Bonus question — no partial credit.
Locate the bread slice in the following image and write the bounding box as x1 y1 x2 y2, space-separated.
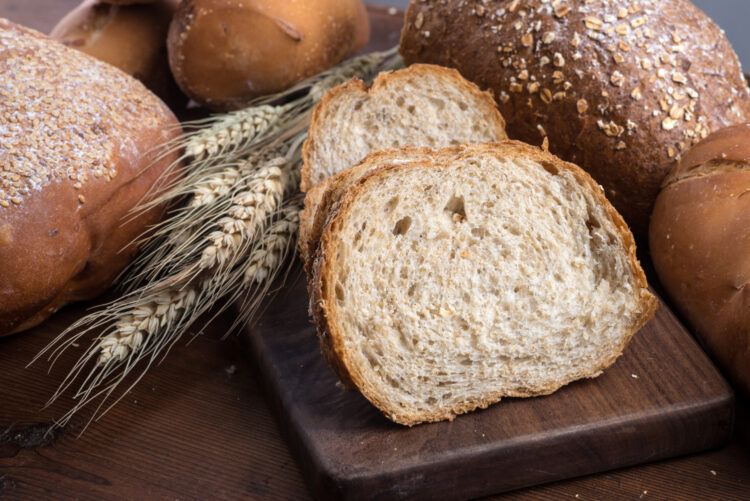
300 148 437 271
311 142 657 426
299 63 507 191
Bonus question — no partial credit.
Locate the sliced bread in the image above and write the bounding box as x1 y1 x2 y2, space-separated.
300 148 437 271
299 63 507 191
311 142 657 426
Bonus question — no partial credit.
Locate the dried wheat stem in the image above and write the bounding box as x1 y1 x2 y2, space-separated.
96 287 197 366
199 158 293 270
185 104 285 161
243 203 300 284
182 48 399 165
188 141 291 208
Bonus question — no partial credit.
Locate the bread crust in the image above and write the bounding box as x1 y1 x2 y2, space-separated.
0 19 182 335
650 125 750 396
51 0 184 108
300 63 507 192
312 141 657 425
167 0 365 111
399 0 750 238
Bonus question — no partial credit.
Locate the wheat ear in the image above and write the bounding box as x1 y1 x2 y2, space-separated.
31 276 211 431
159 47 400 183
127 138 303 288
199 158 292 270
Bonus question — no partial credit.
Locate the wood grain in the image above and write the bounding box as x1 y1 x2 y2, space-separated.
245 269 734 500
0 2 748 501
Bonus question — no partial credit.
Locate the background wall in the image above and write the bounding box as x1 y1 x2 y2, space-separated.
370 0 750 68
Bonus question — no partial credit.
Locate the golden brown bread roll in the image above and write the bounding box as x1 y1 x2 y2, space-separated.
400 0 750 237
51 0 185 108
650 124 750 395
0 19 182 336
167 0 370 111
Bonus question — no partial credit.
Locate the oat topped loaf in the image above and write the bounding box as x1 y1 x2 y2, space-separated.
400 0 750 237
0 19 182 335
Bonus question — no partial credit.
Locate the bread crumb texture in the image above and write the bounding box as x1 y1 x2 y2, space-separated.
316 143 656 425
302 64 507 189
0 19 166 208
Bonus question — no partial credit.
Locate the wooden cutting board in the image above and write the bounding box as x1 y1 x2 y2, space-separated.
242 6 734 501
244 271 733 501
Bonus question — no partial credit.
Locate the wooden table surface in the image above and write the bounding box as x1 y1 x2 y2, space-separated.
0 1 749 500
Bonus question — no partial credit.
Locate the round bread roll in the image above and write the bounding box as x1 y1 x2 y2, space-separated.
0 19 182 336
650 124 750 396
167 0 370 111
400 0 750 237
51 0 184 108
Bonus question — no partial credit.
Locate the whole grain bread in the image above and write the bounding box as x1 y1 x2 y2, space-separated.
399 0 750 237
299 63 507 191
311 142 657 425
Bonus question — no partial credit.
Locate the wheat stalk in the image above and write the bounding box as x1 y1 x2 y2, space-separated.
185 105 283 161
32 47 402 431
200 159 289 270
244 203 300 284
97 287 198 366
126 140 303 288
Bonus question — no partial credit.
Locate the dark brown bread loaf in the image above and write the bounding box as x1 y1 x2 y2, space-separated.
51 0 184 107
650 124 750 396
0 19 182 336
400 0 750 237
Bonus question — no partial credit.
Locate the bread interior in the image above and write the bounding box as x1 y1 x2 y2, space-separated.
328 153 642 417
308 68 504 186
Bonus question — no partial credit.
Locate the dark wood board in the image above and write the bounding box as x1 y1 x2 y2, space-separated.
0 2 749 501
245 269 734 501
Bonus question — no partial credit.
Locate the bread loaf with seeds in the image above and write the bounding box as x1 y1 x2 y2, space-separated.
0 19 182 336
311 142 657 425
399 0 750 237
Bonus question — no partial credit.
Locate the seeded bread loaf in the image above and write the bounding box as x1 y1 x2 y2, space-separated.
300 63 507 191
399 0 750 237
650 124 750 396
311 142 657 425
0 19 182 336
167 0 370 111
51 0 183 107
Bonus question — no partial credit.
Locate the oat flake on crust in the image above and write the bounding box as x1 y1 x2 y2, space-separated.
0 18 165 208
